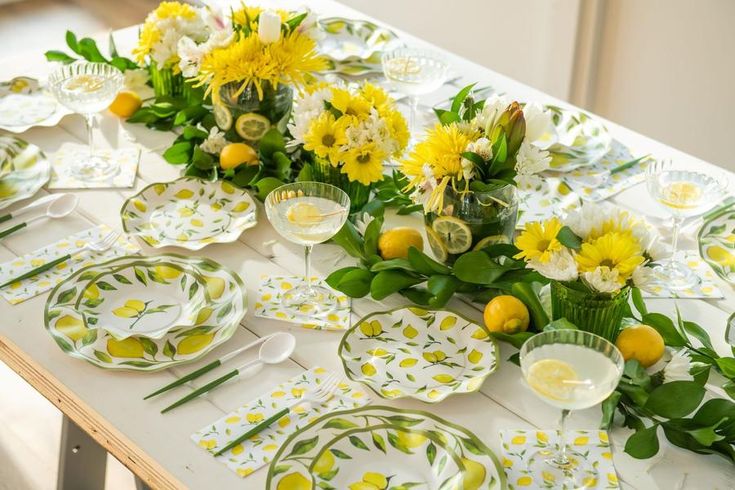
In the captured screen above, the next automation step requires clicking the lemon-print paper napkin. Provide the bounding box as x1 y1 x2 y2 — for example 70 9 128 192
641 251 723 299
48 143 140 189
191 367 370 478
254 275 351 330
500 429 619 489
517 176 581 229
0 224 139 304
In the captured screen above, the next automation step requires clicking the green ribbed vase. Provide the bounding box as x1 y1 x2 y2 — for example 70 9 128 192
149 62 195 101
311 157 371 212
550 281 630 342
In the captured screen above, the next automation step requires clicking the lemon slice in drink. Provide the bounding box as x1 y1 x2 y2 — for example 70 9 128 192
235 113 270 141
526 359 578 401
213 104 232 131
431 216 472 254
473 234 509 251
286 202 323 225
425 226 448 262
659 181 702 210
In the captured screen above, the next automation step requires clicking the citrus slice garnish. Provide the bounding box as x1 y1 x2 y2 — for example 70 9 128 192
473 234 509 251
213 104 232 131
235 112 270 141
431 216 472 254
659 181 702 209
526 359 578 401
286 202 323 225
64 74 104 92
425 226 448 262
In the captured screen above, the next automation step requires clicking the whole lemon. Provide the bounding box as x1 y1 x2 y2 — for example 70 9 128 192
615 324 665 367
483 295 530 334
377 227 423 260
108 90 142 118
219 143 258 170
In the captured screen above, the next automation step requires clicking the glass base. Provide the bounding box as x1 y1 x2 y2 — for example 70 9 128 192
68 153 119 182
528 447 597 489
282 284 341 316
651 259 701 290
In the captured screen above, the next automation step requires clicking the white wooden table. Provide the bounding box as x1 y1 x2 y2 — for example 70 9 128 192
1 1 734 489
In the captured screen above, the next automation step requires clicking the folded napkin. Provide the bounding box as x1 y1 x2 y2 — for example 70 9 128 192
48 143 140 189
0 224 139 304
641 251 724 299
191 367 370 478
500 429 620 489
254 275 351 330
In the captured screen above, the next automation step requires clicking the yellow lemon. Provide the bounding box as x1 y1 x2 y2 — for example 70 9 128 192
461 458 487 490
83 284 100 301
246 413 265 423
527 359 578 401
439 315 457 330
467 349 483 364
402 324 418 339
615 324 665 367
204 276 226 299
112 306 139 318
312 449 335 475
232 201 251 213
396 430 427 449
362 472 388 489
177 333 214 355
377 227 423 259
361 362 377 377
706 245 735 266
660 181 702 209
213 103 232 130
399 358 418 368
423 351 446 363
431 216 472 254
55 315 88 342
174 189 195 200
516 476 533 486
219 142 258 170
235 112 271 141
108 90 142 118
154 265 181 280
432 374 455 384
107 337 145 358
359 320 382 337
277 472 311 490
483 295 530 334
348 484 378 490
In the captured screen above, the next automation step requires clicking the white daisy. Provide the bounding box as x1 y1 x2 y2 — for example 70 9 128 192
582 266 624 293
528 249 579 282
663 349 693 383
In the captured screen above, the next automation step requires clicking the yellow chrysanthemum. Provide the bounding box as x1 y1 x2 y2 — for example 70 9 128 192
330 87 372 119
341 143 386 185
576 232 645 280
303 112 348 164
514 218 564 263
588 210 640 240
401 123 472 186
384 109 410 157
132 1 197 65
360 82 390 109
231 5 290 30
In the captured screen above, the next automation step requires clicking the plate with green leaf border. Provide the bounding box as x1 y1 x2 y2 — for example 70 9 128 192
44 254 246 371
266 405 505 490
338 307 498 403
319 17 400 63
0 77 70 133
0 136 50 210
545 105 612 172
121 177 257 250
698 204 735 284
74 260 214 341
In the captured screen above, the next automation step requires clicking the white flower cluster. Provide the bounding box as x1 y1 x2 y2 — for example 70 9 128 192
288 85 333 144
198 124 227 155
177 7 233 77
146 8 209 68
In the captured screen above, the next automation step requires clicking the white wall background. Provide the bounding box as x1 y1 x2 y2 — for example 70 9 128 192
339 0 735 171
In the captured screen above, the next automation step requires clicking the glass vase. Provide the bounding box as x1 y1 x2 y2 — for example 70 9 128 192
424 184 519 264
217 81 293 141
550 281 631 342
310 156 371 212
148 62 194 101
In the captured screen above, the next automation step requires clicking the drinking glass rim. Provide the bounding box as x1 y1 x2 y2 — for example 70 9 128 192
264 181 351 208
47 61 124 89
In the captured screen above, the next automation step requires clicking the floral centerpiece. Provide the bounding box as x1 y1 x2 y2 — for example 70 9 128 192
290 82 409 211
401 85 555 263
514 202 662 341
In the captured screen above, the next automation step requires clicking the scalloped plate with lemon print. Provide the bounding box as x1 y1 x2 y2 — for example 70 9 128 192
318 17 399 63
121 177 257 250
44 254 246 371
546 105 612 172
0 136 51 210
339 307 498 403
699 205 735 284
267 405 505 490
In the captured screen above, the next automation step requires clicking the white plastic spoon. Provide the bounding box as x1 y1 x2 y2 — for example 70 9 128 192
0 193 78 239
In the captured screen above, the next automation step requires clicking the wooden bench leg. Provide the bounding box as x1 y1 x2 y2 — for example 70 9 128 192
57 414 107 490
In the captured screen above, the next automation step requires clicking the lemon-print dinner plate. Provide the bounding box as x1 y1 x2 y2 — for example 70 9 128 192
339 307 498 403
121 177 257 250
545 105 612 172
699 205 735 284
266 405 505 490
44 254 246 371
319 17 399 62
0 77 70 133
0 136 51 210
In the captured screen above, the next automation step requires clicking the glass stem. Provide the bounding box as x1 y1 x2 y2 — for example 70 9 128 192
669 216 684 263
409 96 419 133
304 245 313 292
85 113 95 157
554 409 571 467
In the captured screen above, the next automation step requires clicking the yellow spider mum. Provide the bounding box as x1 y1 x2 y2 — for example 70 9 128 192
384 109 410 157
575 232 645 280
360 82 390 109
514 218 564 263
341 143 386 185
330 87 372 119
303 112 348 164
401 123 473 186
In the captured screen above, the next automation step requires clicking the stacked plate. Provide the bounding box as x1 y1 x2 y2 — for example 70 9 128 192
699 203 735 284
544 105 612 172
266 405 505 489
44 254 246 371
0 77 69 133
318 17 400 77
0 136 50 210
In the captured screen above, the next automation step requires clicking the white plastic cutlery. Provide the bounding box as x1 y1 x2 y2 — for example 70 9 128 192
0 194 78 239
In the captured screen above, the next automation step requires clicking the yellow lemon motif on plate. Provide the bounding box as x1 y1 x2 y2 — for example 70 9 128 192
707 245 735 266
271 390 286 398
232 201 250 213
177 233 189 241
291 387 305 397
112 299 145 318
607 473 618 484
439 315 457 330
402 324 418 339
190 218 204 227
280 281 292 290
542 471 556 483
465 377 484 391
153 183 166 195
422 351 446 363
367 347 388 357
511 435 526 445
408 307 427 316
399 358 418 368
195 308 212 324
516 475 533 486
177 333 214 355
396 431 427 449
278 416 290 428
263 444 278 451
426 389 442 400
246 413 264 423
83 284 100 301
277 472 311 490
204 276 226 299
349 472 388 490
221 181 236 194
132 199 147 212
602 451 612 460
55 315 88 342
536 431 548 444
582 477 598 487
153 265 181 280
359 320 382 337
380 388 402 398
174 189 194 199
210 202 223 211
30 258 45 267
361 362 377 377
461 458 487 490
502 457 513 468
470 328 489 340
467 349 483 364
313 449 335 475
107 337 145 358
432 374 455 384
573 436 589 446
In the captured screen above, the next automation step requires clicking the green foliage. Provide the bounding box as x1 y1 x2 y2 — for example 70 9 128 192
45 30 138 72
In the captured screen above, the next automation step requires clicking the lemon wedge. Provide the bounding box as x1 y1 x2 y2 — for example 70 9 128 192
286 202 323 225
526 359 578 401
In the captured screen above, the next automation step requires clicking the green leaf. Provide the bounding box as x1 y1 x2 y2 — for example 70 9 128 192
716 358 735 378
644 381 705 418
182 125 208 140
682 320 714 352
370 271 423 300
370 259 415 273
231 165 259 187
77 38 108 62
600 391 622 430
543 317 578 331
490 331 534 349
625 424 660 459
426 442 437 465
330 448 351 459
348 435 369 451
192 146 215 170
631 287 647 316
362 216 383 258
330 221 365 260
323 418 359 430
65 30 79 52
112 273 132 285
556 226 582 250
94 350 113 363
641 313 688 347
290 436 319 456
57 287 77 305
372 432 387 453
426 275 459 308
163 340 175 359
453 251 506 285
45 50 76 63
163 142 193 164
258 128 286 159
252 177 284 201
511 282 550 329
140 338 158 358
326 267 373 298
407 247 451 275
451 83 477 114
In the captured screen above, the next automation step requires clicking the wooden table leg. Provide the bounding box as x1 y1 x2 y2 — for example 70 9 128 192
57 414 107 490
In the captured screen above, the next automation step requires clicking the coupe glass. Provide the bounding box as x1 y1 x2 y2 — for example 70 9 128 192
646 159 729 289
382 47 448 133
265 182 350 314
520 330 624 488
48 62 123 181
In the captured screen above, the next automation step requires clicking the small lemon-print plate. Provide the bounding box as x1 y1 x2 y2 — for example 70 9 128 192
699 204 735 284
44 254 247 371
546 105 612 172
0 77 70 133
267 405 505 489
339 307 498 403
0 136 51 210
121 177 257 250
318 17 399 62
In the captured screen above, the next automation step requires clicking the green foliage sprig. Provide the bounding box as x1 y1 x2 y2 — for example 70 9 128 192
45 30 138 72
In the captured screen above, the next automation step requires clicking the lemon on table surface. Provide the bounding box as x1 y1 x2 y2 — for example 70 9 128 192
286 202 323 224
377 226 423 259
235 112 271 141
483 295 530 334
108 90 142 118
425 225 448 262
615 324 664 367
431 216 472 254
219 142 258 170
213 103 232 130
526 359 578 401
